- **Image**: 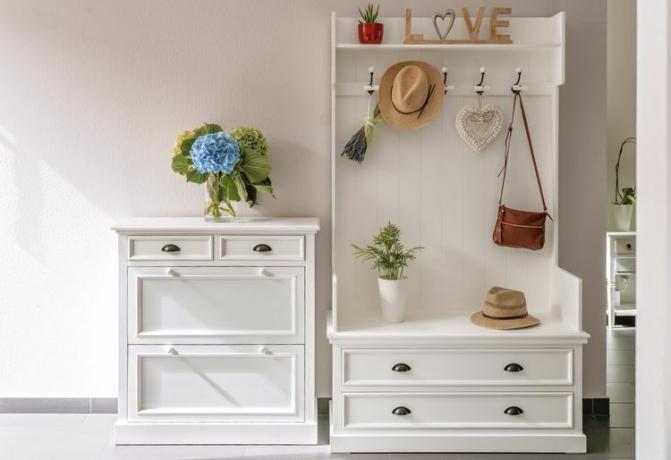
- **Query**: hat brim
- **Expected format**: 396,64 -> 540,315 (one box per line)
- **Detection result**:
378,61 -> 445,130
470,311 -> 540,330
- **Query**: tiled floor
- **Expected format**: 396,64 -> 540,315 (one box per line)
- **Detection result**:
0,329 -> 635,460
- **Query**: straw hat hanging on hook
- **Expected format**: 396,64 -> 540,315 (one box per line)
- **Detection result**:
455,67 -> 503,153
378,61 -> 444,130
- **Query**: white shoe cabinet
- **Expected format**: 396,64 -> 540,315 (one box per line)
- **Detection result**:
328,12 -> 589,453
113,217 -> 319,444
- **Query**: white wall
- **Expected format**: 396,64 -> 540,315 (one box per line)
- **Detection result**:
636,0 -> 670,455
0,0 -> 607,399
607,0 -> 637,230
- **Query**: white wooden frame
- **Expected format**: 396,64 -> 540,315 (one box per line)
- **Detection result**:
113,217 -> 319,445
328,12 -> 589,454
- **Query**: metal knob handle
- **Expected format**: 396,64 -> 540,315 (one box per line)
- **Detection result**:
259,346 -> 272,355
504,363 -> 524,373
392,406 -> 411,416
392,363 -> 412,373
161,243 -> 181,253
167,268 -> 178,277
626,243 -> 632,250
168,347 -> 179,355
258,268 -> 271,277
253,243 -> 272,253
504,406 -> 524,416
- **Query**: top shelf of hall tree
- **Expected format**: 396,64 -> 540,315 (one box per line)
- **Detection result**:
333,12 -> 564,49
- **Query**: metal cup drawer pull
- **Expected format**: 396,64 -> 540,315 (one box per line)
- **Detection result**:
504,363 -> 524,373
392,406 -> 412,416
504,406 -> 524,416
253,243 -> 273,253
161,243 -> 181,253
391,363 -> 412,373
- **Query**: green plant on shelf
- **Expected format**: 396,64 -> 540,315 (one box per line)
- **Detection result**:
358,2 -> 380,24
351,222 -> 423,280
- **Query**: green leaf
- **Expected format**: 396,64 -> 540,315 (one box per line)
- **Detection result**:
185,168 -> 209,184
232,172 -> 248,203
195,123 -> 223,136
253,177 -> 274,196
240,150 -> 272,183
219,174 -> 240,202
171,154 -> 190,175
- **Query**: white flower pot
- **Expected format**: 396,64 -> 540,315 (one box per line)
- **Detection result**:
613,204 -> 634,231
377,277 -> 407,323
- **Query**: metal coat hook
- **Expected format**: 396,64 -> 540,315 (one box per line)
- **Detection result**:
511,68 -> 528,93
474,67 -> 490,94
364,66 -> 379,94
441,67 -> 455,94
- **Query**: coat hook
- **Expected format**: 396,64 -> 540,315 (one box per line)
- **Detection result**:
511,67 -> 527,93
441,67 -> 455,94
364,66 -> 378,94
474,67 -> 490,94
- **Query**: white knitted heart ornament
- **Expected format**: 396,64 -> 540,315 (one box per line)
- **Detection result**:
455,104 -> 503,152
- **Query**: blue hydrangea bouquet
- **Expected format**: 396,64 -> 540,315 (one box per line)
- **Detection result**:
171,123 -> 273,219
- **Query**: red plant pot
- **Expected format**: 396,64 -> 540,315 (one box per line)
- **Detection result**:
358,22 -> 384,44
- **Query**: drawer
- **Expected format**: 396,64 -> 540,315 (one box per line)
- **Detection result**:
128,235 -> 213,261
128,345 -> 304,422
614,238 -> 635,255
342,348 -> 573,387
343,392 -> 573,430
128,266 -> 304,344
219,235 -> 304,261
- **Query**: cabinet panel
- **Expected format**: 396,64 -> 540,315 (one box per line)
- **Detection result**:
128,266 -> 304,343
128,236 -> 213,261
219,235 -> 305,261
343,392 -> 573,430
343,348 -> 573,387
128,345 -> 304,422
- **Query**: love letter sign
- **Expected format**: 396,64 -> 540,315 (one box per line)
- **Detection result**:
404,7 -> 513,44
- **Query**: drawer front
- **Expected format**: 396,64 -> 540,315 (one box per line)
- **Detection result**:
128,345 -> 304,422
614,238 -> 635,254
128,235 -> 213,261
343,348 -> 573,387
128,266 -> 304,344
343,392 -> 573,430
219,235 -> 305,261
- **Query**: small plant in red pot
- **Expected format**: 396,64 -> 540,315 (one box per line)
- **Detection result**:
358,3 -> 383,44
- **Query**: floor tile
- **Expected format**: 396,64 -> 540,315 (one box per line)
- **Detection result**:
104,444 -> 246,459
607,382 -> 635,403
458,454 -> 538,459
586,427 -> 635,458
0,413 -> 88,427
607,365 -> 635,383
607,329 -> 635,351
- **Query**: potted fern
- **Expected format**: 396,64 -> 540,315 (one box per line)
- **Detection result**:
352,223 -> 423,322
358,3 -> 383,44
613,137 -> 636,230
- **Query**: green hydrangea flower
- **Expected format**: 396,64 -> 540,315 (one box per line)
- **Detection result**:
231,126 -> 268,158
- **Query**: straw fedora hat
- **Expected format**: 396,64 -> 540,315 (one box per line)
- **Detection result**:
379,61 -> 444,130
471,287 -> 540,330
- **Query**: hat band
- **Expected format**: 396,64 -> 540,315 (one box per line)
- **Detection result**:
485,300 -> 527,309
482,312 -> 529,321
390,82 -> 436,119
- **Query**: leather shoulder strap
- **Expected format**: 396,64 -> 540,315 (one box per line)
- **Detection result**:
498,93 -> 548,213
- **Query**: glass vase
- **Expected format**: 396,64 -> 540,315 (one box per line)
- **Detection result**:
204,175 -> 237,221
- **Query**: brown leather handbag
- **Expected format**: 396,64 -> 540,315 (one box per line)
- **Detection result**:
493,92 -> 551,251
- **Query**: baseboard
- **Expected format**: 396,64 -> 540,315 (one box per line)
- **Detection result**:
1,397 -> 607,418
582,397 -> 610,417
0,398 -> 117,414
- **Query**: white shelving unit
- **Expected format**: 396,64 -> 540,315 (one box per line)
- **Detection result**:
606,231 -> 636,327
327,12 -> 588,454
